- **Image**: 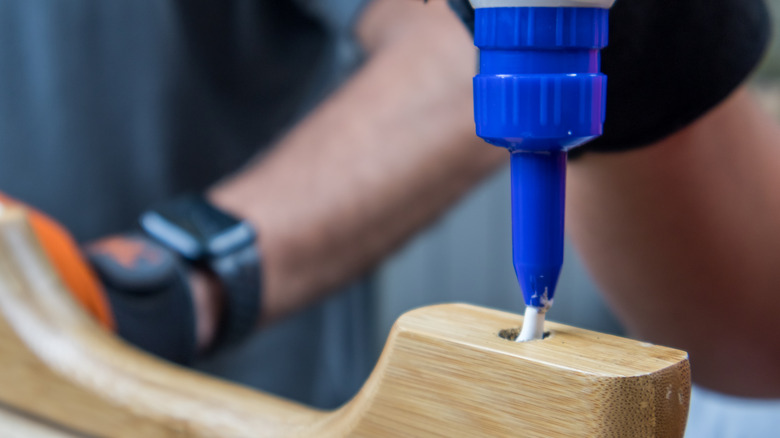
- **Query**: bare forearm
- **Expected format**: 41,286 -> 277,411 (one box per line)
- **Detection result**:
567,88 -> 780,396
210,1 -> 504,324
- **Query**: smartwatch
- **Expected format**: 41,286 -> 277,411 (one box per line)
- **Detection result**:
139,194 -> 261,350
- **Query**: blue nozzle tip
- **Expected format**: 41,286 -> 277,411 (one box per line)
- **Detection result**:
510,150 -> 566,308
516,266 -> 561,309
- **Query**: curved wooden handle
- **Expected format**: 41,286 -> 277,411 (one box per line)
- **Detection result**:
0,208 -> 691,437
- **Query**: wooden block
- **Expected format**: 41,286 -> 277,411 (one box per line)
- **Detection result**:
0,207 -> 690,437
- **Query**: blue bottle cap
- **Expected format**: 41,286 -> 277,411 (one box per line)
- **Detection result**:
474,7 -> 608,152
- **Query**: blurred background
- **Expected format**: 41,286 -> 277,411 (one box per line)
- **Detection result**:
754,1 -> 780,115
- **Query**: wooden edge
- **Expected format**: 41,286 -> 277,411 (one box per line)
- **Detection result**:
0,208 -> 325,438
0,207 -> 691,437
332,305 -> 691,437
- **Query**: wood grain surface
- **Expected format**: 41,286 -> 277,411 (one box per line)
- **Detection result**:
0,207 -> 691,437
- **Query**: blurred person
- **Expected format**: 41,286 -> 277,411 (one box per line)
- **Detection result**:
1,1 -> 780,436
0,0 -> 506,409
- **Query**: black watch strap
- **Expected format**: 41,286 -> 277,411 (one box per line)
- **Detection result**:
86,233 -> 197,365
139,194 -> 261,352
209,241 -> 261,349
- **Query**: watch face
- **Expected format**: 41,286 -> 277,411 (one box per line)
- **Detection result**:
140,195 -> 256,261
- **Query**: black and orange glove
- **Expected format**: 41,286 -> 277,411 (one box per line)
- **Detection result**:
0,194 -> 197,365
86,234 -> 198,364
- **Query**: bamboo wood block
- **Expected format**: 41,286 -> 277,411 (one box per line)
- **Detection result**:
0,207 -> 691,437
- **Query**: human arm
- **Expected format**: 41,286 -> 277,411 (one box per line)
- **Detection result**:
208,0 -> 505,325
567,88 -> 780,397
0,0 -> 502,362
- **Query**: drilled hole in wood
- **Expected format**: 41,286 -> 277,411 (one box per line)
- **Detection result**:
498,328 -> 551,341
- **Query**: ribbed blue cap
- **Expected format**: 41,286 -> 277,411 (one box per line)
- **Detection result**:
474,7 -> 609,152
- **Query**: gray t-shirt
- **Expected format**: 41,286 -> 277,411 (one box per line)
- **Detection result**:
0,0 -> 371,409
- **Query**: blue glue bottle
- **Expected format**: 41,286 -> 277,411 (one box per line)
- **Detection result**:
472,1 -> 613,340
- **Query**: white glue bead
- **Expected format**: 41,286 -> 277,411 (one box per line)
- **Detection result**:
517,306 -> 546,342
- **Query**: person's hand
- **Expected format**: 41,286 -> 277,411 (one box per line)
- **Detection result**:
0,193 -> 216,364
